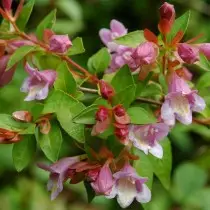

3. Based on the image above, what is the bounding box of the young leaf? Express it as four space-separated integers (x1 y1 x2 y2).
54 62 77 95
114 30 146 47
36 9 57 40
36 121 63 162
6 46 37 71
168 11 191 42
68 37 85 56
16 0 35 30
196 53 210 71
12 135 36 172
87 48 111 74
73 104 98 124
127 107 156 124
149 138 172 190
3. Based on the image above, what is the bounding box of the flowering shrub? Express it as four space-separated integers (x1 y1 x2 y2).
1 0 210 208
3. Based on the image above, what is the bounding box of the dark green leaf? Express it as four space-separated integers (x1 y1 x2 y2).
114 30 146 47
87 48 111 74
84 181 95 203
54 62 77 94
12 135 36 172
68 37 85 56
16 0 35 30
127 107 156 124
36 9 57 40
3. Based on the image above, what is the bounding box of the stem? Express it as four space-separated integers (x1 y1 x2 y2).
136 97 162 106
79 86 98 94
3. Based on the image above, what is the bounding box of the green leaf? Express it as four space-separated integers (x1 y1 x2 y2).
106 136 125 157
73 104 98 124
196 53 210 71
16 0 35 30
196 72 210 90
114 30 146 47
12 135 36 172
43 90 86 143
168 10 191 42
36 9 57 40
36 121 62 162
159 73 168 94
127 107 156 124
0 114 35 134
139 83 162 97
172 163 207 203
134 149 153 189
54 62 77 95
6 46 37 71
84 181 95 203
68 37 85 56
87 48 111 74
149 138 172 190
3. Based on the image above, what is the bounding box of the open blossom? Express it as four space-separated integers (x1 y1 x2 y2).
49 35 72 53
106 163 151 208
99 19 127 46
37 156 80 200
199 43 210 59
129 123 169 159
178 43 199 64
161 72 206 126
91 164 115 195
20 63 57 101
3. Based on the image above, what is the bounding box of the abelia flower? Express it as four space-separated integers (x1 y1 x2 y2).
91 164 115 196
87 168 101 182
20 63 57 101
176 67 193 81
199 43 210 59
2 0 12 10
99 19 127 46
159 2 175 24
95 106 109 122
113 105 130 125
129 123 169 159
49 35 72 53
99 80 115 100
0 128 20 144
106 163 151 208
37 156 80 200
115 123 129 145
161 72 206 126
0 55 16 87
177 43 199 64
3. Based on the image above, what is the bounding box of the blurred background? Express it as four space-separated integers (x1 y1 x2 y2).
1 0 210 209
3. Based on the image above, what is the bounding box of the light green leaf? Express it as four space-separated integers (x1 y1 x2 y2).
196 53 210 71
149 138 172 190
6 46 37 71
114 30 146 47
36 9 57 40
68 37 85 56
36 121 62 162
16 0 35 30
127 107 156 124
54 62 77 94
87 48 111 74
12 135 36 172
196 72 210 90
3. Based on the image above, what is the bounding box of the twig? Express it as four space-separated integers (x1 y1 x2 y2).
136 97 162 106
79 86 98 94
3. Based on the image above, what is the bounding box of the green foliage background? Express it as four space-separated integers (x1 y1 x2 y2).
1 0 210 209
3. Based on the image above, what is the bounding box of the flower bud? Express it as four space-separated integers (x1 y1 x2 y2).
199 43 210 59
96 107 109 122
99 80 115 100
49 35 72 53
113 104 126 117
113 105 130 125
12 111 33 122
159 2 175 24
178 43 199 64
2 0 12 11
115 124 129 145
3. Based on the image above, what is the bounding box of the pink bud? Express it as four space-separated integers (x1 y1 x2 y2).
159 2 175 24
199 43 210 59
95 107 109 122
99 80 115 100
49 35 72 53
178 43 199 64
113 105 130 125
113 104 126 117
115 124 129 145
2 0 12 11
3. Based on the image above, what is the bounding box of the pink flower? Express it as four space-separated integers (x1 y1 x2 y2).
20 63 57 101
177 43 199 64
49 35 72 53
91 164 115 196
2 0 12 10
199 43 210 59
0 55 16 87
159 2 175 24
161 72 206 126
37 156 80 200
106 163 151 208
113 104 130 125
99 19 127 46
129 123 169 159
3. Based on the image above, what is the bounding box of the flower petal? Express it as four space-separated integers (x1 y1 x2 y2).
99 29 112 45
161 99 176 126
136 184 151 204
110 19 127 36
188 93 206 112
35 84 49 100
149 142 163 159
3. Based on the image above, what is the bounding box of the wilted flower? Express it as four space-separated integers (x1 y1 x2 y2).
49 35 72 53
0 128 20 144
20 63 57 101
91 164 115 195
37 156 80 200
129 123 169 159
177 43 199 64
106 163 151 208
12 111 32 122
199 43 210 59
161 72 206 126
